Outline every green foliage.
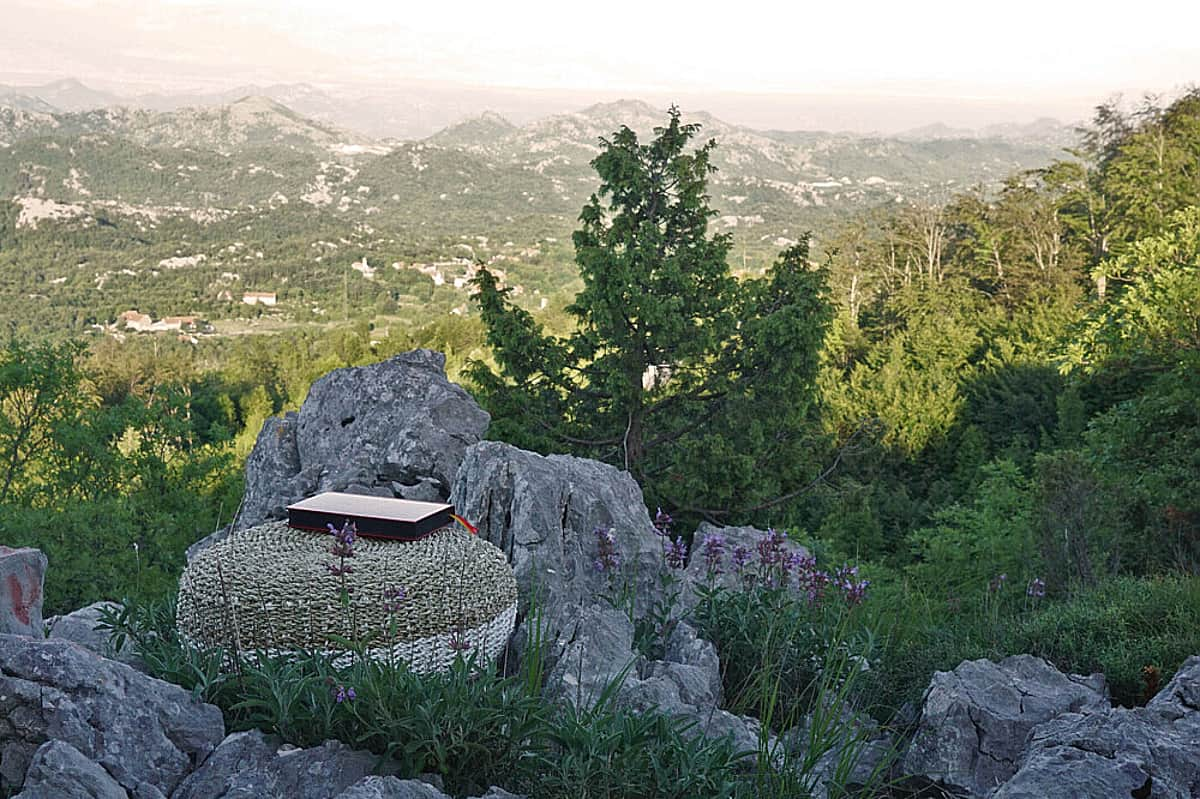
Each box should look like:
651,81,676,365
1098,91,1200,250
1066,206,1200,375
0,338,238,612
518,698,744,799
472,108,833,517
1006,575,1200,707
107,595,751,799
907,460,1037,596
864,575,1200,713
695,583,876,731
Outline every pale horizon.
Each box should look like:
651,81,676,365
3,0,1198,134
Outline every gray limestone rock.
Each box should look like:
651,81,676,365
679,523,809,613
13,740,128,799
333,776,450,799
0,635,223,797
544,603,639,707
234,350,488,533
0,546,46,637
47,602,144,672
994,655,1200,799
172,730,401,799
902,655,1109,797
449,441,665,648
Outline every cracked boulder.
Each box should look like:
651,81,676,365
0,634,223,797
12,740,129,799
449,442,666,651
544,607,763,756
233,349,489,534
902,655,1109,797
994,655,1200,799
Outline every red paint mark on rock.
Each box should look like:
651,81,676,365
8,573,30,626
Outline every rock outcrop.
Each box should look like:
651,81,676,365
0,546,46,637
902,655,1109,797
172,731,402,799
449,441,666,645
543,604,763,755
679,522,809,612
234,350,489,533
174,729,525,799
0,634,224,797
994,655,1200,799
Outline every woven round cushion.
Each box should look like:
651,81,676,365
177,520,518,673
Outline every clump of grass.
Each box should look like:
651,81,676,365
102,595,747,798
100,521,899,799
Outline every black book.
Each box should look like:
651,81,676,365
287,492,454,541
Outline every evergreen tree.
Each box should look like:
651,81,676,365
470,108,832,516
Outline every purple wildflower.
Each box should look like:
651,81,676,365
834,566,870,606
731,545,753,575
327,520,357,577
988,573,1008,594
653,507,674,537
593,526,621,573
701,533,726,576
756,528,786,570
798,567,831,605
382,585,406,614
333,684,356,703
664,536,688,569
1027,577,1046,598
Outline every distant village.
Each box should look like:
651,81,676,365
107,291,281,340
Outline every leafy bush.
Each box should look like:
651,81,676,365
906,459,1038,596
1006,575,1200,706
862,575,1200,713
691,530,876,731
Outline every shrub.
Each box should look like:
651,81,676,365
1006,575,1200,706
906,459,1038,596
691,530,876,730
861,574,1200,714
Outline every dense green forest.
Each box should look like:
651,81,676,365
2,90,1198,719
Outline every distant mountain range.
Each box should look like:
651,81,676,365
0,94,359,152
0,77,1077,146
0,90,1077,334
0,94,1069,227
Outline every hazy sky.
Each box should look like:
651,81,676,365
3,0,1198,129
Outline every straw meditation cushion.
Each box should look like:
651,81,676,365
177,520,518,673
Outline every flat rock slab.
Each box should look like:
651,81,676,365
173,730,403,799
12,740,128,799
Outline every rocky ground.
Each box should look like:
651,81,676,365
3,350,1198,798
